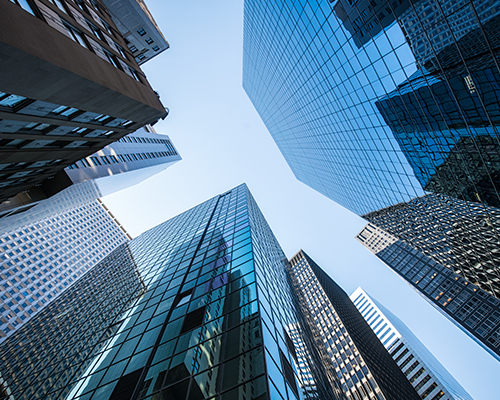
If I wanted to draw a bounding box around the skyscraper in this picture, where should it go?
[351,288,473,400]
[0,184,339,400]
[288,250,420,400]
[0,198,130,342]
[242,0,499,287]
[102,0,170,64]
[0,0,167,210]
[64,124,180,187]
[0,125,181,231]
[364,194,500,299]
[356,223,500,361]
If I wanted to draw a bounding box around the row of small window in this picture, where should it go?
[62,21,144,81]
[0,92,133,128]
[68,150,176,169]
[0,159,62,173]
[119,135,172,146]
[2,121,114,140]
[130,27,161,59]
[0,137,89,151]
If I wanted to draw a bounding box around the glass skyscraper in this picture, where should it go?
[288,250,420,400]
[351,288,473,400]
[242,0,499,290]
[0,184,338,400]
[356,223,500,361]
[364,194,500,299]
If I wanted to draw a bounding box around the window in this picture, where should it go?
[51,105,79,117]
[87,21,105,41]
[63,23,89,49]
[421,383,438,399]
[109,368,144,400]
[279,349,298,398]
[415,375,431,392]
[49,0,66,12]
[129,45,138,53]
[100,18,114,36]
[180,306,205,334]
[174,289,193,308]
[116,45,127,59]
[128,67,141,81]
[390,342,404,356]
[137,27,146,36]
[10,0,36,16]
[0,92,27,108]
[145,37,154,45]
[409,367,425,383]
[430,391,445,400]
[152,45,160,51]
[104,51,122,70]
[75,0,89,14]
[284,330,298,362]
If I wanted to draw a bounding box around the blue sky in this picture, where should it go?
[104,1,500,398]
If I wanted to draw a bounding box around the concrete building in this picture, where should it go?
[64,124,180,184]
[102,0,169,64]
[351,288,473,400]
[288,250,420,400]
[0,0,167,211]
[0,185,341,400]
[0,125,180,233]
[0,197,130,342]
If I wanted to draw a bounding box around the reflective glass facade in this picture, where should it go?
[0,242,144,399]
[364,194,500,298]
[351,288,473,400]
[243,0,500,288]
[356,223,500,362]
[0,184,338,399]
[288,251,420,400]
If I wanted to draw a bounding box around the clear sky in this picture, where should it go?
[103,1,500,398]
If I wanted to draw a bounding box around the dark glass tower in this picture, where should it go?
[243,0,500,291]
[356,223,500,362]
[364,194,500,299]
[288,250,421,400]
[0,185,339,400]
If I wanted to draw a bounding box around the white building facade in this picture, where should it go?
[350,288,472,400]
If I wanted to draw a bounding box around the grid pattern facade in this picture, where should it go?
[364,194,500,299]
[357,223,500,362]
[65,125,181,183]
[288,251,420,400]
[0,0,166,206]
[0,243,145,399]
[288,252,385,400]
[351,288,472,400]
[0,198,129,342]
[0,185,338,399]
[242,0,500,287]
